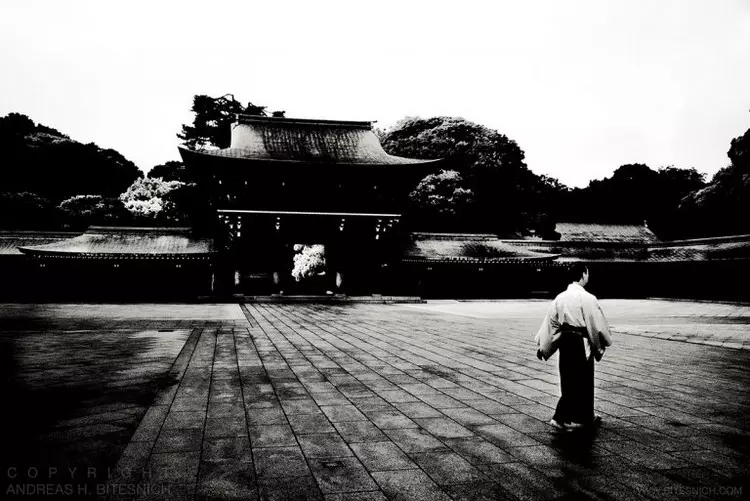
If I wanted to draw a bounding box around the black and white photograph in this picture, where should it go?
[0,1,748,500]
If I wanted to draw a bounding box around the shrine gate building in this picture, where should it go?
[178,115,442,296]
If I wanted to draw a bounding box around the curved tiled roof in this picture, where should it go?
[554,223,658,243]
[646,235,750,262]
[502,234,750,262]
[0,231,80,255]
[179,116,442,167]
[403,233,559,263]
[18,226,215,259]
[503,241,650,262]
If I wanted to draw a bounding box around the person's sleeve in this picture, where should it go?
[584,297,612,359]
[535,302,561,360]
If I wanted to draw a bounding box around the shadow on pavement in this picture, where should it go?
[0,331,181,500]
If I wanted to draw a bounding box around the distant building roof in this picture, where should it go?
[0,231,80,256]
[19,226,215,259]
[646,234,750,262]
[403,233,559,263]
[501,239,649,262]
[502,233,750,263]
[179,115,442,167]
[554,223,659,243]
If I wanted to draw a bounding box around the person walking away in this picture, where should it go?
[535,263,612,430]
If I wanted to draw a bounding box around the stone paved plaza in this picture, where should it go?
[0,300,748,501]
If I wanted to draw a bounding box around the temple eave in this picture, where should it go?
[177,146,442,168]
[18,249,215,260]
[401,256,560,264]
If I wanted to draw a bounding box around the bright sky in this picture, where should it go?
[1,0,749,187]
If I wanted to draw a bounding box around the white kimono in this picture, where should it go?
[535,283,613,361]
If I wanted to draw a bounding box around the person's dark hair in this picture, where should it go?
[566,263,588,283]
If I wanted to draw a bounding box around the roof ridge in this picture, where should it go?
[0,230,81,237]
[235,115,373,129]
[656,234,750,246]
[410,232,499,239]
[86,226,193,234]
[556,222,650,227]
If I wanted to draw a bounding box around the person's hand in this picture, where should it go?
[594,347,605,362]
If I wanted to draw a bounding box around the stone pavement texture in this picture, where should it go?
[0,300,748,501]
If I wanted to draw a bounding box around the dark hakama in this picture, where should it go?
[552,332,595,425]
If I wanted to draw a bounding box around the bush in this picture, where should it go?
[58,195,130,228]
[119,177,185,223]
[291,244,326,281]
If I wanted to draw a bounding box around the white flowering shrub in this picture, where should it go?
[122,198,165,218]
[119,177,184,220]
[291,244,326,282]
[58,194,106,217]
[120,177,183,201]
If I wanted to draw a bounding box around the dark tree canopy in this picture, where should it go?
[0,113,142,204]
[678,126,750,237]
[0,112,37,137]
[557,163,706,239]
[381,116,725,239]
[148,160,189,182]
[728,127,750,171]
[564,163,659,224]
[649,166,706,238]
[381,117,527,175]
[382,116,552,235]
[58,194,132,230]
[0,192,60,229]
[178,94,285,150]
[408,170,474,230]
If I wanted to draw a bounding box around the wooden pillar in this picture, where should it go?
[272,216,285,294]
[375,216,400,296]
[335,271,344,292]
[332,217,346,295]
[218,213,244,294]
[232,215,242,292]
[370,218,383,296]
